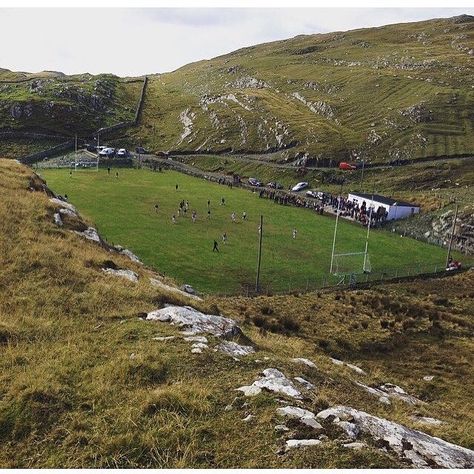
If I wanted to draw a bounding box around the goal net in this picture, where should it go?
[73,152,99,172]
[331,251,371,276]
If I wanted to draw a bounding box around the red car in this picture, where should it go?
[339,162,357,170]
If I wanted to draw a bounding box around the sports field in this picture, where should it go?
[40,168,451,294]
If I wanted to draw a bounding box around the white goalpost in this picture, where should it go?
[70,133,99,172]
[331,251,372,277]
[73,152,99,172]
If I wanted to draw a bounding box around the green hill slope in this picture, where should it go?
[133,14,474,162]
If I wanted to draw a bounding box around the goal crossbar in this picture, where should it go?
[331,251,371,276]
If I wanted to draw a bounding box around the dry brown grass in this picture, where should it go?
[0,158,472,467]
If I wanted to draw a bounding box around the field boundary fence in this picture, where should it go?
[213,264,471,297]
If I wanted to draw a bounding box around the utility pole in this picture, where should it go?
[445,203,459,268]
[329,198,341,274]
[75,133,78,154]
[363,193,374,273]
[255,215,263,293]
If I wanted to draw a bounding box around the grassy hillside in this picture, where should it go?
[38,167,456,294]
[0,71,143,136]
[1,15,473,162]
[131,14,474,162]
[0,159,473,468]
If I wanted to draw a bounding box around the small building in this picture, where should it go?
[347,192,420,220]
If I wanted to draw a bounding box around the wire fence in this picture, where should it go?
[212,263,470,297]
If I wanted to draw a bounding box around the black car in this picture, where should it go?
[135,146,148,154]
[85,144,97,152]
[248,177,263,187]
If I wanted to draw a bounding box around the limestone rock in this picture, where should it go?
[114,245,142,264]
[146,305,240,337]
[356,381,423,405]
[102,268,138,282]
[337,421,360,439]
[294,376,315,390]
[237,369,302,399]
[292,357,317,368]
[59,208,77,217]
[253,369,303,399]
[181,284,196,295]
[183,335,208,343]
[343,442,367,450]
[74,227,101,243]
[317,405,474,468]
[277,406,323,430]
[236,385,262,397]
[412,416,444,426]
[379,383,424,405]
[216,340,255,357]
[191,342,209,351]
[286,439,321,449]
[49,198,77,214]
[331,358,366,375]
[149,278,202,301]
[53,213,63,226]
[152,336,176,341]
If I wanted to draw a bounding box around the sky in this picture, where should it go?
[0,6,473,76]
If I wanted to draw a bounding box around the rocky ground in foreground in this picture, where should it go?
[0,159,473,468]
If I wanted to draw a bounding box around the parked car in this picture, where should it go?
[99,147,115,157]
[117,148,129,157]
[291,181,309,192]
[307,190,328,199]
[248,177,263,187]
[85,144,97,152]
[135,146,148,154]
[267,181,283,189]
[339,162,357,170]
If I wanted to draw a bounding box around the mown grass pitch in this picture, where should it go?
[40,168,451,294]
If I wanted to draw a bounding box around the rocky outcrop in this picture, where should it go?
[114,245,142,264]
[277,406,323,430]
[102,268,138,283]
[149,278,202,301]
[355,381,423,405]
[74,226,101,244]
[330,358,366,375]
[215,340,255,357]
[291,357,317,368]
[146,305,241,338]
[237,368,303,399]
[400,103,433,123]
[317,406,474,468]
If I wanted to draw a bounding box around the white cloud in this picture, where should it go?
[0,8,472,76]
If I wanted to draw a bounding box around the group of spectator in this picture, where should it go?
[328,196,388,227]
